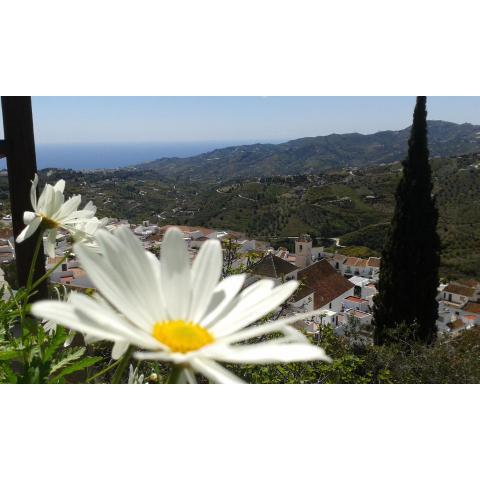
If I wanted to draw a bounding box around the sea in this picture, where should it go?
[0,141,243,171]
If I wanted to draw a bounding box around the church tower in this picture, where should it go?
[295,234,312,268]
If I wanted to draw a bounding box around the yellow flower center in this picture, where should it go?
[40,216,60,229]
[152,320,214,353]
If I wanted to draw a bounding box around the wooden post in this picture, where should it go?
[1,96,47,298]
[0,140,7,159]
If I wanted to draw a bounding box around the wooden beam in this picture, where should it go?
[1,96,47,298]
[0,139,7,159]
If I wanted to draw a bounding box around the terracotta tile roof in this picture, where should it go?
[463,315,477,322]
[355,258,368,267]
[333,254,347,262]
[352,311,370,319]
[290,284,315,302]
[250,253,298,278]
[0,228,13,238]
[456,278,480,288]
[463,302,480,314]
[344,256,359,267]
[367,257,381,268]
[298,259,354,309]
[443,283,476,297]
[447,318,465,330]
[345,296,367,303]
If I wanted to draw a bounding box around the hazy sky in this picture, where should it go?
[3,97,480,144]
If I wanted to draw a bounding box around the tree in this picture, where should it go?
[373,97,440,345]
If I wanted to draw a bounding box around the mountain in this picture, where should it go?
[134,121,480,181]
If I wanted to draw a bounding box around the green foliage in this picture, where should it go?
[340,223,389,253]
[374,97,440,345]
[0,286,101,384]
[227,323,480,384]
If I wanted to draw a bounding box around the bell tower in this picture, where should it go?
[295,234,312,268]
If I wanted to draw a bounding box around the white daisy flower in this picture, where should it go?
[31,227,329,383]
[128,364,145,384]
[41,286,76,347]
[72,216,109,251]
[16,174,96,258]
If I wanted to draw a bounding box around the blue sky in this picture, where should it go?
[3,97,480,144]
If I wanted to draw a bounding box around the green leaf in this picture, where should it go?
[43,326,68,362]
[49,356,102,383]
[49,347,86,375]
[0,363,18,383]
[0,349,24,361]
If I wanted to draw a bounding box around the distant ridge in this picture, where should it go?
[133,120,480,181]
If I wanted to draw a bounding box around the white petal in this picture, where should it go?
[216,309,325,346]
[53,179,65,193]
[203,277,272,329]
[63,331,76,348]
[114,227,165,321]
[36,182,49,214]
[134,350,179,362]
[199,274,246,328]
[189,358,245,384]
[211,280,299,337]
[23,211,37,225]
[16,216,42,243]
[31,301,126,344]
[112,341,130,360]
[189,239,222,323]
[45,229,57,258]
[161,228,191,320]
[74,234,160,331]
[52,188,64,216]
[68,291,161,350]
[54,195,81,221]
[182,368,197,384]
[39,185,56,217]
[277,325,311,344]
[204,343,330,364]
[83,200,97,215]
[30,174,39,210]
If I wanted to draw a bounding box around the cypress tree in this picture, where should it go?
[373,96,440,345]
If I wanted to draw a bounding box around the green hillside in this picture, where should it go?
[135,121,480,181]
[1,152,480,280]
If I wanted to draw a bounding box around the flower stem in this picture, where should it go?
[26,232,43,291]
[166,365,184,384]
[86,357,122,383]
[111,347,133,384]
[29,251,70,295]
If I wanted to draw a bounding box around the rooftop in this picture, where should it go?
[250,253,298,279]
[447,318,465,331]
[463,302,480,314]
[443,282,476,297]
[349,276,372,287]
[290,284,315,302]
[298,259,353,309]
[344,256,359,267]
[367,257,381,268]
[344,296,368,303]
